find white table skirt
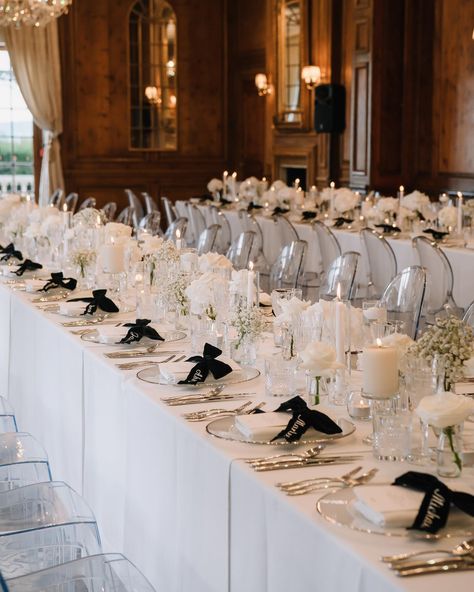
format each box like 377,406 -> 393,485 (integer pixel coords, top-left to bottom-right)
190,204 -> 474,309
1,282 -> 474,592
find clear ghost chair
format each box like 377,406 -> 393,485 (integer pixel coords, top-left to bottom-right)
141,192 -> 159,214
271,215 -> 300,257
463,300 -> 474,330
197,224 -> 220,255
208,205 -> 232,254
0,433 -> 51,491
226,231 -> 255,271
101,202 -> 118,222
0,398 -> 17,433
164,217 -> 188,244
64,193 -> 78,213
312,221 -> 342,276
78,197 -> 97,211
6,553 -> 156,592
138,212 -> 162,236
269,240 -> 307,291
161,196 -> 177,228
48,189 -> 64,209
124,189 -> 145,222
319,251 -> 360,301
116,205 -> 136,228
413,236 -> 461,318
186,204 -> 207,248
380,266 -> 427,339
360,228 -> 397,298
0,482 -> 101,579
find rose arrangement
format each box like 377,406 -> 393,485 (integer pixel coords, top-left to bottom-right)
401,190 -> 430,219
437,205 -> 457,229
299,341 -> 344,404
334,188 -> 359,215
376,197 -> 398,214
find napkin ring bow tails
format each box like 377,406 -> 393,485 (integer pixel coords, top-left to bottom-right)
178,343 -> 233,385
271,396 -> 343,443
41,272 -> 77,292
0,243 -> 23,262
393,471 -> 474,534
14,259 -> 42,276
67,289 -> 119,315
119,319 -> 165,344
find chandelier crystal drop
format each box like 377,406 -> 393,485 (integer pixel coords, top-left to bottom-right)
0,0 -> 72,28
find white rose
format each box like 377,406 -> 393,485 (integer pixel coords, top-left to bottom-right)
207,178 -> 223,194
185,272 -> 228,316
271,180 -> 287,192
105,222 -> 132,241
416,391 -> 474,429
262,189 -> 277,207
438,205 -> 457,228
198,252 -> 232,273
376,197 -> 398,213
401,190 -> 430,212
398,205 -> 416,220
299,341 -> 344,377
277,296 -> 311,324
276,186 -> 294,206
334,188 -> 358,214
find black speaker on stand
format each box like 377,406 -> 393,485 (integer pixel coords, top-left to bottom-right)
314,84 -> 346,133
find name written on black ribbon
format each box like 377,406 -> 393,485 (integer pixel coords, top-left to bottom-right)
393,471 -> 474,534
119,319 -> 165,344
0,243 -> 23,262
178,343 -> 233,385
40,272 -> 77,292
14,259 -> 42,276
270,396 -> 342,443
68,289 -> 119,315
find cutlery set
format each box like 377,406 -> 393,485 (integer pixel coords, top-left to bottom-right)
276,466 -> 378,495
183,401 -> 266,422
117,354 -> 186,369
381,538 -> 474,576
161,386 -> 256,406
246,449 -> 363,472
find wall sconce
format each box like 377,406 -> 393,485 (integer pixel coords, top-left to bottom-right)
145,86 -> 162,105
255,73 -> 272,96
301,65 -> 321,90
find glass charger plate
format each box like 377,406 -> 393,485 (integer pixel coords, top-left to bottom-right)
49,301 -> 136,317
81,329 -> 186,347
137,365 -> 260,387
205,416 -> 355,446
316,485 -> 474,539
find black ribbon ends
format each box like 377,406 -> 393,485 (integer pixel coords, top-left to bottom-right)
271,396 -> 342,442
0,243 -> 23,262
424,228 -> 449,241
119,319 -> 165,344
40,272 -> 77,292
14,259 -> 42,276
68,289 -> 119,315
272,207 -> 290,216
375,224 -> 402,234
393,471 -> 474,534
334,217 -> 354,228
302,211 -> 317,220
247,202 -> 263,212
178,343 -> 233,385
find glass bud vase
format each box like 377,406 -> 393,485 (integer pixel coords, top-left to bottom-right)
437,424 -> 463,478
231,334 -> 256,367
306,373 -> 327,407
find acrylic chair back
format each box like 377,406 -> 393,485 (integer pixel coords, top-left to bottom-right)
312,221 -> 342,275
360,228 -> 397,298
319,251 -> 360,300
226,231 -> 255,270
269,240 -> 307,291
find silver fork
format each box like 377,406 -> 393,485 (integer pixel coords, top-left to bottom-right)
117,355 -> 176,369
278,467 -> 378,495
183,401 -> 253,421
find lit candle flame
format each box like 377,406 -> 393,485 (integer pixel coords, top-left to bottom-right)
336,282 -> 342,300
399,185 -> 404,192
330,181 -> 335,189
176,229 -> 181,239
63,204 -> 67,212
248,261 -> 254,271
376,338 -> 382,347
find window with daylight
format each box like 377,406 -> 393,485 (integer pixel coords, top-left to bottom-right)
0,45 -> 34,195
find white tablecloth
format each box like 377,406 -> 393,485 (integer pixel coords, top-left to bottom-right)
0,282 -> 473,592
192,204 -> 474,309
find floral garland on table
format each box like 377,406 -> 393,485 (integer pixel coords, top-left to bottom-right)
408,316 -> 474,390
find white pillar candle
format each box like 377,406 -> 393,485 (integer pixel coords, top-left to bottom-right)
457,191 -> 463,235
101,240 -> 126,274
398,185 -> 404,200
329,181 -> 335,218
362,339 -> 399,398
223,170 -> 228,200
231,172 -> 237,201
247,261 -> 255,309
176,229 -> 182,251
334,283 -> 345,366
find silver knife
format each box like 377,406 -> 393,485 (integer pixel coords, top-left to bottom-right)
397,561 -> 474,577
393,555 -> 474,571
253,457 -> 362,472
164,394 -> 254,406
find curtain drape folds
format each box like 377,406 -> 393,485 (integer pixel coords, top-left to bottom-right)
4,21 -> 64,206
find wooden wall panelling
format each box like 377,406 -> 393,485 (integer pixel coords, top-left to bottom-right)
337,0 -> 354,186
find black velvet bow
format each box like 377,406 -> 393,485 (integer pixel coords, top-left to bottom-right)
393,471 -> 474,534
0,243 -> 23,262
119,319 -> 165,344
302,211 -> 317,220
272,207 -> 290,216
375,223 -> 401,234
334,217 -> 354,228
14,259 -> 42,276
40,272 -> 77,292
178,342 -> 233,385
424,228 -> 449,241
68,289 -> 119,315
247,202 -> 263,212
270,396 -> 342,442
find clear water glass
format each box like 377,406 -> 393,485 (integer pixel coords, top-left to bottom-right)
265,356 -> 296,397
373,412 -> 412,461
271,288 -> 303,317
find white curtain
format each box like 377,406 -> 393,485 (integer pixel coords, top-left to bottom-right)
4,20 -> 64,206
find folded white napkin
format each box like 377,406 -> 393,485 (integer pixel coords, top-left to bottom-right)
159,356 -> 240,384
235,411 -> 289,440
25,279 -> 46,293
353,485 -> 423,528
96,325 -> 126,344
58,301 -> 87,316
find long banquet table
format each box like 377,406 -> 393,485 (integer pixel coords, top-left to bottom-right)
0,280 -> 474,592
180,202 -> 474,309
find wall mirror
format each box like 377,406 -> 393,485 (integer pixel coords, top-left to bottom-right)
129,0 -> 177,150
276,0 -> 303,125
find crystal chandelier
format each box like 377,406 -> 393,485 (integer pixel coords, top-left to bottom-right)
0,0 -> 72,28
